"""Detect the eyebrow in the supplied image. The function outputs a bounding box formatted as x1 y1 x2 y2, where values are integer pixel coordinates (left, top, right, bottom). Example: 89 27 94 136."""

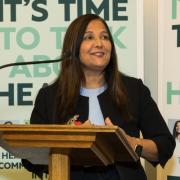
84 30 109 34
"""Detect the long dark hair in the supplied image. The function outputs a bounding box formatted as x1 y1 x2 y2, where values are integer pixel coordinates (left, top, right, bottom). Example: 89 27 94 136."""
55 14 129 122
173 120 180 138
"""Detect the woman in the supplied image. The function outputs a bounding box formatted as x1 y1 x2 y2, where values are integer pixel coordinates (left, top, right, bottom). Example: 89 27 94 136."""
173 120 180 142
22 14 175 180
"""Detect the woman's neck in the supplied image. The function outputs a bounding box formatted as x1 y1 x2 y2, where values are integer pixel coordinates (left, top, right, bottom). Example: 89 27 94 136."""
83 71 105 89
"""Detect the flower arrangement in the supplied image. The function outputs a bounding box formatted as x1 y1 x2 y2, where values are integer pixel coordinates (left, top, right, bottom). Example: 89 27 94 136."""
67 115 82 125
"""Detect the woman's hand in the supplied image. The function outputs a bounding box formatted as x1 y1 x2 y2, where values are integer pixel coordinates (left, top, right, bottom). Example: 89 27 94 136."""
104 117 114 126
105 117 137 149
81 119 92 126
104 117 159 162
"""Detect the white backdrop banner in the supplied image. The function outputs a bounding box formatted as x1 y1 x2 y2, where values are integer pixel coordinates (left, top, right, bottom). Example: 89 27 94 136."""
0 0 143 179
158 0 180 179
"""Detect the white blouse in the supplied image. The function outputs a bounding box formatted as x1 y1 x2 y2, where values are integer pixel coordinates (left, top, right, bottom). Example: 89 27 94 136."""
80 84 107 125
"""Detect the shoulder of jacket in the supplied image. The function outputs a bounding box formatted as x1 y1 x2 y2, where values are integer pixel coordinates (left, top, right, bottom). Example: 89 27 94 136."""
38 80 58 94
121 73 142 85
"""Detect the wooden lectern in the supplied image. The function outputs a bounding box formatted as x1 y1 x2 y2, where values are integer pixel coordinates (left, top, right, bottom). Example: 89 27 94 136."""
0 125 139 180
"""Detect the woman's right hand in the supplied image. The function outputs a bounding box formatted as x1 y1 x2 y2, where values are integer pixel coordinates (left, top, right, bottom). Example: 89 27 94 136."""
81 119 92 126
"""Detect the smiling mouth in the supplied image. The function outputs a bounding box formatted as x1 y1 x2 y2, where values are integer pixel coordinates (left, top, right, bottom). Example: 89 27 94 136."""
91 52 105 57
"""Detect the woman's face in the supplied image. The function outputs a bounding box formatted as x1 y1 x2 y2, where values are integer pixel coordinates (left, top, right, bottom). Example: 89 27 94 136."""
176 122 180 134
79 19 112 73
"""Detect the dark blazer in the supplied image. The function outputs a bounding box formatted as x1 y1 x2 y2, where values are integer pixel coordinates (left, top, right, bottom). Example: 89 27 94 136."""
22 75 175 180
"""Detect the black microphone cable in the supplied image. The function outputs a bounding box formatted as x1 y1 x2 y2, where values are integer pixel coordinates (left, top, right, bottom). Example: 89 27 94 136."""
0 52 72 70
0 59 62 70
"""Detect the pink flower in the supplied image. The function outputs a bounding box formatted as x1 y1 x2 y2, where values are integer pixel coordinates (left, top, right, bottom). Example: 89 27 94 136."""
74 121 82 125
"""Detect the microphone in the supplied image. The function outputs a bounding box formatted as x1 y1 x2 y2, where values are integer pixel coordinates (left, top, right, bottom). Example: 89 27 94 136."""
0 52 71 70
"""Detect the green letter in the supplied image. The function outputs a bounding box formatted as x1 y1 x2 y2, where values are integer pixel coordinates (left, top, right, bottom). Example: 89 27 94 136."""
50 27 67 49
167 82 180 104
0 27 16 49
111 26 126 48
9 55 32 77
16 27 40 49
172 0 180 19
33 55 51 77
